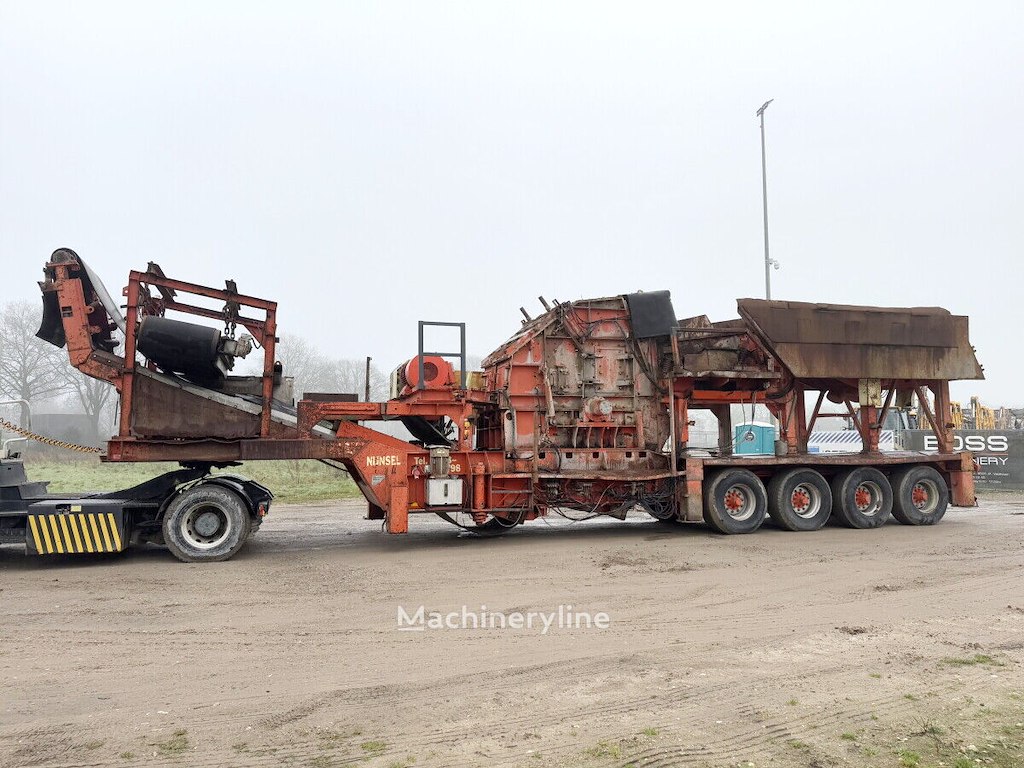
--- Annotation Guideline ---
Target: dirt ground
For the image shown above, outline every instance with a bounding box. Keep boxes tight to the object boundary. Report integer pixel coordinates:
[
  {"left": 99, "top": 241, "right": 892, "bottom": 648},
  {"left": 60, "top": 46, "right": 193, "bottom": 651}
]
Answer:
[{"left": 1, "top": 496, "right": 1022, "bottom": 768}]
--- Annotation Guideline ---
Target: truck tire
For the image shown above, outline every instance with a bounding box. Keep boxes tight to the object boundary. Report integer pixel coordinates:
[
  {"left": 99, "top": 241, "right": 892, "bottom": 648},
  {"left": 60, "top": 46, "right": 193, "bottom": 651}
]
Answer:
[
  {"left": 703, "top": 469, "right": 767, "bottom": 534},
  {"left": 890, "top": 465, "right": 948, "bottom": 526},
  {"left": 162, "top": 484, "right": 252, "bottom": 562},
  {"left": 767, "top": 468, "right": 832, "bottom": 531},
  {"left": 830, "top": 468, "right": 892, "bottom": 529}
]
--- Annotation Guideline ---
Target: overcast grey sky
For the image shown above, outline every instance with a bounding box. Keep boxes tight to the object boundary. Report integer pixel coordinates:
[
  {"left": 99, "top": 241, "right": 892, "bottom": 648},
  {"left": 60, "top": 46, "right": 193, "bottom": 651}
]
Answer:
[{"left": 1, "top": 1, "right": 1021, "bottom": 404}]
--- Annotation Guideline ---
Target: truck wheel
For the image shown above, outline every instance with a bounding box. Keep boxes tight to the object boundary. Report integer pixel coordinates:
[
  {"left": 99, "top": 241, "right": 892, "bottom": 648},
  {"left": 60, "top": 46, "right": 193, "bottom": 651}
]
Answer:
[
  {"left": 767, "top": 468, "right": 832, "bottom": 531},
  {"left": 703, "top": 469, "right": 767, "bottom": 534},
  {"left": 830, "top": 468, "right": 892, "bottom": 529},
  {"left": 890, "top": 465, "right": 948, "bottom": 526},
  {"left": 162, "top": 484, "right": 251, "bottom": 562}
]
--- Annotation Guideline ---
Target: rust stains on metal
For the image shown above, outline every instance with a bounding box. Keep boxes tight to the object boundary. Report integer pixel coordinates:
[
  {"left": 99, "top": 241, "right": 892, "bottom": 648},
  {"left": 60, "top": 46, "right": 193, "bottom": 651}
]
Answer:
[
  {"left": 129, "top": 372, "right": 262, "bottom": 440},
  {"left": 737, "top": 299, "right": 984, "bottom": 381}
]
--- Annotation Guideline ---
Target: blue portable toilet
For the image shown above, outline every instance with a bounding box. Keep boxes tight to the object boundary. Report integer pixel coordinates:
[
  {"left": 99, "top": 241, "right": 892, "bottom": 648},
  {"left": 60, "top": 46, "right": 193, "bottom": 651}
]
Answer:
[{"left": 733, "top": 422, "right": 776, "bottom": 455}]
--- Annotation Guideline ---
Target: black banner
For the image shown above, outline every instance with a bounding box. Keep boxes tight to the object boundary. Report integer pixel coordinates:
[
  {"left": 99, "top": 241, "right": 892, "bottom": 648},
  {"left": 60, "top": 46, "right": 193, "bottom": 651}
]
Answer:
[{"left": 904, "top": 430, "right": 1024, "bottom": 489}]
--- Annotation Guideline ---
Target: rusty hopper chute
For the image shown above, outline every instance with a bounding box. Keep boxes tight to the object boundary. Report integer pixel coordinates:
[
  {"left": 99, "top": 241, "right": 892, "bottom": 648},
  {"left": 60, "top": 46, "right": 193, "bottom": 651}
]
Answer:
[{"left": 736, "top": 299, "right": 984, "bottom": 383}]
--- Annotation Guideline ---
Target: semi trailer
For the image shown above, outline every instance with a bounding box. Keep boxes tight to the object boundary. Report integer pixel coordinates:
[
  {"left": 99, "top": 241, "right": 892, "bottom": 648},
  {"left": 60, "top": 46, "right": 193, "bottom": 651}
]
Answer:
[{"left": 0, "top": 248, "right": 983, "bottom": 561}]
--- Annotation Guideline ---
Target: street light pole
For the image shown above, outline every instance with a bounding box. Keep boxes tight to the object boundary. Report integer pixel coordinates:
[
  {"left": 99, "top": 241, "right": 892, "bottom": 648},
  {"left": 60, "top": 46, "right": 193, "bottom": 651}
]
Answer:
[{"left": 757, "top": 98, "right": 774, "bottom": 300}]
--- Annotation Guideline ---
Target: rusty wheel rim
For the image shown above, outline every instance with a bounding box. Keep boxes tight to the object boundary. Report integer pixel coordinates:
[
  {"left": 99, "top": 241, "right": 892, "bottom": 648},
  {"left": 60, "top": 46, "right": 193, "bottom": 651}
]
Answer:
[
  {"left": 789, "top": 483, "right": 822, "bottom": 519},
  {"left": 723, "top": 485, "right": 755, "bottom": 521},
  {"left": 910, "top": 479, "right": 940, "bottom": 514},
  {"left": 852, "top": 481, "right": 884, "bottom": 517}
]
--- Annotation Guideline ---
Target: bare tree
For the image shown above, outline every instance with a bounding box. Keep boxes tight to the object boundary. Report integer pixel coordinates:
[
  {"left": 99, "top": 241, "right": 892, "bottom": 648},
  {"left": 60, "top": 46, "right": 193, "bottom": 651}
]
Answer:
[
  {"left": 367, "top": 363, "right": 389, "bottom": 401},
  {"left": 322, "top": 358, "right": 389, "bottom": 401},
  {"left": 59, "top": 366, "right": 117, "bottom": 442},
  {"left": 276, "top": 334, "right": 388, "bottom": 401},
  {"left": 0, "top": 300, "right": 71, "bottom": 425},
  {"left": 275, "top": 333, "right": 330, "bottom": 397}
]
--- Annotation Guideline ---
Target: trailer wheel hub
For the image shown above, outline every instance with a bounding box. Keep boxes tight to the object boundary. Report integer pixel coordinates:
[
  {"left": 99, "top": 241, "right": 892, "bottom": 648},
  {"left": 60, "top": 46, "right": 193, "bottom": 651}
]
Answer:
[
  {"left": 180, "top": 502, "right": 232, "bottom": 548},
  {"left": 194, "top": 509, "right": 222, "bottom": 538},
  {"left": 791, "top": 488, "right": 810, "bottom": 513},
  {"left": 911, "top": 480, "right": 939, "bottom": 513},
  {"left": 789, "top": 484, "right": 822, "bottom": 519},
  {"left": 723, "top": 486, "right": 755, "bottom": 521},
  {"left": 853, "top": 482, "right": 883, "bottom": 516}
]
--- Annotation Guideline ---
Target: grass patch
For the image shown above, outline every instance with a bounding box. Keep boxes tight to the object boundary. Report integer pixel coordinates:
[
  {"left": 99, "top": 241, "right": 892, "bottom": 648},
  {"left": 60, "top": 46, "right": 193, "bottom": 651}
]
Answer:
[
  {"left": 920, "top": 721, "right": 945, "bottom": 736},
  {"left": 942, "top": 653, "right": 1003, "bottom": 667},
  {"left": 154, "top": 729, "right": 189, "bottom": 755},
  {"left": 584, "top": 740, "right": 622, "bottom": 759},
  {"left": 23, "top": 458, "right": 361, "bottom": 504},
  {"left": 640, "top": 727, "right": 659, "bottom": 737},
  {"left": 762, "top": 693, "right": 1023, "bottom": 768},
  {"left": 84, "top": 740, "right": 105, "bottom": 750},
  {"left": 786, "top": 698, "right": 798, "bottom": 706},
  {"left": 316, "top": 727, "right": 358, "bottom": 748},
  {"left": 360, "top": 740, "right": 387, "bottom": 756},
  {"left": 119, "top": 752, "right": 135, "bottom": 760}
]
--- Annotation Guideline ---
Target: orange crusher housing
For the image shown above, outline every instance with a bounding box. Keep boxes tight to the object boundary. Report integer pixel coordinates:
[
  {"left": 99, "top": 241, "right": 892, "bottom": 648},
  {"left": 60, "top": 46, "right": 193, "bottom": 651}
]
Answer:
[{"left": 31, "top": 248, "right": 984, "bottom": 560}]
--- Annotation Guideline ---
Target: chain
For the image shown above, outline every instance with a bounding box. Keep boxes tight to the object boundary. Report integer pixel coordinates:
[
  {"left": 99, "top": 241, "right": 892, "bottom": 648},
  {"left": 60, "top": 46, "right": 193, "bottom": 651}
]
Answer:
[{"left": 0, "top": 417, "right": 102, "bottom": 454}]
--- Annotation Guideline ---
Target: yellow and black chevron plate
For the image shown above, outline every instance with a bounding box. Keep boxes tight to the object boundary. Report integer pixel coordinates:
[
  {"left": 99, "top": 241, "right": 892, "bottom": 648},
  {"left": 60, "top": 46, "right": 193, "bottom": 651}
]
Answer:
[{"left": 27, "top": 506, "right": 126, "bottom": 555}]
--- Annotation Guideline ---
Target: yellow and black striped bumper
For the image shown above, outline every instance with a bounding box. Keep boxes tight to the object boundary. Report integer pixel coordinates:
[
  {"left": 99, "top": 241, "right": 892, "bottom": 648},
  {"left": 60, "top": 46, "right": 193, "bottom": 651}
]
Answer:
[{"left": 27, "top": 506, "right": 126, "bottom": 555}]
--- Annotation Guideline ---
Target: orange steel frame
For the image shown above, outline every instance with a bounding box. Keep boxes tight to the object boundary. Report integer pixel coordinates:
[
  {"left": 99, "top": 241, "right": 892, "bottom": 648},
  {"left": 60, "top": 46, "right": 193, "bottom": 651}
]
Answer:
[
  {"left": 46, "top": 256, "right": 976, "bottom": 535},
  {"left": 46, "top": 256, "right": 278, "bottom": 439},
  {"left": 118, "top": 269, "right": 279, "bottom": 440},
  {"left": 102, "top": 380, "right": 973, "bottom": 535}
]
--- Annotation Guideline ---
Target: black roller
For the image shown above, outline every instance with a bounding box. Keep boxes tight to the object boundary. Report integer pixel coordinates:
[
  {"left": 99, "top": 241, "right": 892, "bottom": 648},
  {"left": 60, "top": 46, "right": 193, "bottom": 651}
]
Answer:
[{"left": 137, "top": 316, "right": 223, "bottom": 383}]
